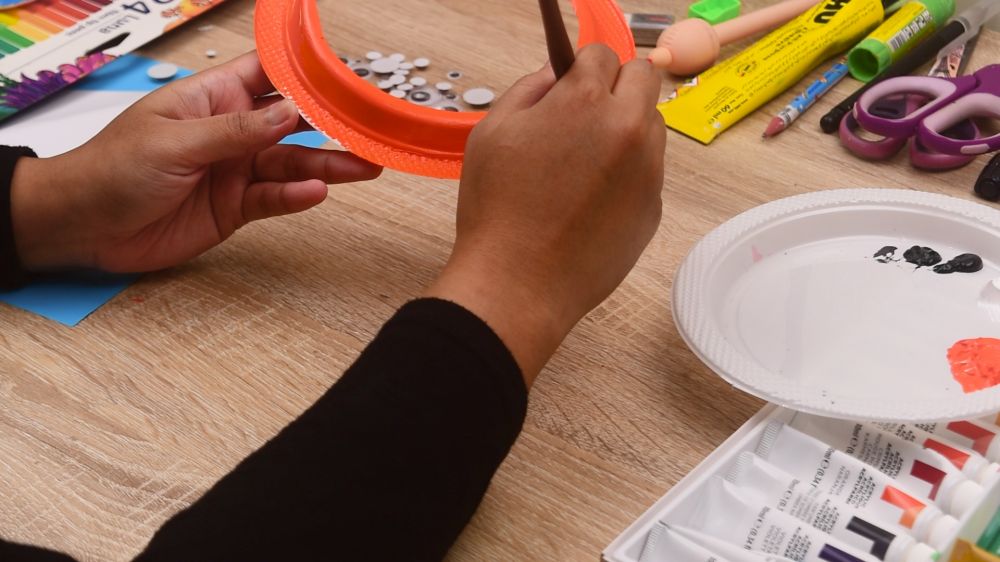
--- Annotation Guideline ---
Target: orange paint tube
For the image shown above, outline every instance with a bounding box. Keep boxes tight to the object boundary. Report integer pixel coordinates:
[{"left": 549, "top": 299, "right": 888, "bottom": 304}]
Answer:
[{"left": 255, "top": 0, "right": 636, "bottom": 179}]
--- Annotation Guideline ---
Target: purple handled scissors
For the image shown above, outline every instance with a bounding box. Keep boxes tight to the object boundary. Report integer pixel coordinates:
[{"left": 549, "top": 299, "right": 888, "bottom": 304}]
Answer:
[{"left": 840, "top": 64, "right": 1000, "bottom": 170}]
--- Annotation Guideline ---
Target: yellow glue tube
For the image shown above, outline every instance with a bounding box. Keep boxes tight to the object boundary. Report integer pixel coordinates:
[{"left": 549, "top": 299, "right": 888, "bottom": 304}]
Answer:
[{"left": 659, "top": 0, "right": 884, "bottom": 144}]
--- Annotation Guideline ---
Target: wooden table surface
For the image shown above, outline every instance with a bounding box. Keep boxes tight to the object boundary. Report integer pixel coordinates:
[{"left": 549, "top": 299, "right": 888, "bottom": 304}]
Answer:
[{"left": 2, "top": 1, "right": 998, "bottom": 560}]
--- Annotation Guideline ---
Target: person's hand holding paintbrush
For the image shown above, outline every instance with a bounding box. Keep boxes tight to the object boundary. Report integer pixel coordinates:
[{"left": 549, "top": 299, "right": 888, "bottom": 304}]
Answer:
[{"left": 425, "top": 1, "right": 666, "bottom": 377}]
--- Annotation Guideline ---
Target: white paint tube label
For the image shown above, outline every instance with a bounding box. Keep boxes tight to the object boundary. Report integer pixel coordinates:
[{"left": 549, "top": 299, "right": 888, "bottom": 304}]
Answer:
[
  {"left": 640, "top": 522, "right": 797, "bottom": 562},
  {"left": 726, "top": 452, "right": 938, "bottom": 562},
  {"left": 690, "top": 476, "right": 882, "bottom": 562},
  {"left": 755, "top": 422, "right": 961, "bottom": 550},
  {"left": 787, "top": 413, "right": 983, "bottom": 517}
]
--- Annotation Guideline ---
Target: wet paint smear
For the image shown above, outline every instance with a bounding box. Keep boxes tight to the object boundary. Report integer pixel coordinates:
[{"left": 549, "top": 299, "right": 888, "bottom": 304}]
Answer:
[
  {"left": 874, "top": 246, "right": 898, "bottom": 263},
  {"left": 949, "top": 338, "right": 1000, "bottom": 393},
  {"left": 933, "top": 254, "right": 984, "bottom": 275},
  {"left": 874, "top": 245, "right": 984, "bottom": 275},
  {"left": 903, "top": 246, "right": 942, "bottom": 268}
]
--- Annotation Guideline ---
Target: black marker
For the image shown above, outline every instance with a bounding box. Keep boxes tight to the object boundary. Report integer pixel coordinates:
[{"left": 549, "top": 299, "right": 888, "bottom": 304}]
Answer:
[
  {"left": 975, "top": 153, "right": 1000, "bottom": 202},
  {"left": 85, "top": 32, "right": 131, "bottom": 56},
  {"left": 819, "top": 0, "right": 993, "bottom": 134}
]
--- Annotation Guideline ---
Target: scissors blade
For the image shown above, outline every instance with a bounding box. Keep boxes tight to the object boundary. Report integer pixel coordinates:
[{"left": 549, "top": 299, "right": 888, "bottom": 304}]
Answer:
[{"left": 928, "top": 32, "right": 980, "bottom": 78}]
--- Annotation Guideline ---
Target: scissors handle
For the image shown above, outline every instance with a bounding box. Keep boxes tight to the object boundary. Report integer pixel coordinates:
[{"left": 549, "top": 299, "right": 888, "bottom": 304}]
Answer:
[
  {"left": 839, "top": 111, "right": 908, "bottom": 160},
  {"left": 918, "top": 65, "right": 1000, "bottom": 155},
  {"left": 854, "top": 75, "right": 976, "bottom": 137},
  {"left": 909, "top": 139, "right": 977, "bottom": 170}
]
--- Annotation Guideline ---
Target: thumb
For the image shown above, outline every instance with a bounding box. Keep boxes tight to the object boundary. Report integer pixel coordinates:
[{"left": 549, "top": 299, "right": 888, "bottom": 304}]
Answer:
[
  {"left": 488, "top": 63, "right": 557, "bottom": 120},
  {"left": 182, "top": 99, "right": 300, "bottom": 164}
]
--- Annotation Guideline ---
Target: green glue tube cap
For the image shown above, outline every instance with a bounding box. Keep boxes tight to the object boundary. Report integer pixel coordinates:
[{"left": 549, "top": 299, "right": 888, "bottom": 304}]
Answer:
[
  {"left": 847, "top": 0, "right": 955, "bottom": 82},
  {"left": 688, "top": 0, "right": 741, "bottom": 25}
]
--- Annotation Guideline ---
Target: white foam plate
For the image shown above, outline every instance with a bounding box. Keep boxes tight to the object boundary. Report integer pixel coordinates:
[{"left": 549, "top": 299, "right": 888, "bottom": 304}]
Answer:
[{"left": 673, "top": 189, "right": 1000, "bottom": 421}]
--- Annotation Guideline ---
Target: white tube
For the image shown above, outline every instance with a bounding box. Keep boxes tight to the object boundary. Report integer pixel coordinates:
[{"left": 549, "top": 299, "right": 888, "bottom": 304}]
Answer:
[
  {"left": 919, "top": 419, "right": 1000, "bottom": 464},
  {"left": 640, "top": 521, "right": 796, "bottom": 562},
  {"left": 638, "top": 522, "right": 730, "bottom": 562},
  {"left": 787, "top": 413, "right": 984, "bottom": 518},
  {"left": 756, "top": 421, "right": 962, "bottom": 550},
  {"left": 873, "top": 422, "right": 1000, "bottom": 484},
  {"left": 690, "top": 476, "right": 882, "bottom": 562},
  {"left": 726, "top": 452, "right": 939, "bottom": 562}
]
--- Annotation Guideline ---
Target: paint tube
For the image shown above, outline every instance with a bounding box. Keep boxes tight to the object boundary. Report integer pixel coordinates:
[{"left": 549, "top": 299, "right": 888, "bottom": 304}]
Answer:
[
  {"left": 726, "top": 452, "right": 939, "bottom": 562},
  {"left": 639, "top": 521, "right": 797, "bottom": 562},
  {"left": 657, "top": 0, "right": 884, "bottom": 144},
  {"left": 755, "top": 422, "right": 961, "bottom": 550},
  {"left": 690, "top": 476, "right": 882, "bottom": 562},
  {"left": 917, "top": 419, "right": 1000, "bottom": 464},
  {"left": 786, "top": 414, "right": 984, "bottom": 517},
  {"left": 873, "top": 422, "right": 1000, "bottom": 484}
]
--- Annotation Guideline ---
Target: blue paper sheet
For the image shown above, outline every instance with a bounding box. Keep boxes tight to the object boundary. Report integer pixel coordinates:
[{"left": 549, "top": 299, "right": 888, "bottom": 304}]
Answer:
[
  {"left": 0, "top": 274, "right": 139, "bottom": 327},
  {"left": 1, "top": 55, "right": 330, "bottom": 326}
]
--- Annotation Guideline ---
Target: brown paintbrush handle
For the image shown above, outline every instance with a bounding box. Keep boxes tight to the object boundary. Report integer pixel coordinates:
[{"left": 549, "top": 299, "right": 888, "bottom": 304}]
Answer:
[{"left": 538, "top": 0, "right": 575, "bottom": 78}]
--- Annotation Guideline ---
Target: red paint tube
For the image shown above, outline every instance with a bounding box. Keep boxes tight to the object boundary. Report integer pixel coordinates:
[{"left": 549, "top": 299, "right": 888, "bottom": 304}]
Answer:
[
  {"left": 919, "top": 419, "right": 1000, "bottom": 464},
  {"left": 786, "top": 414, "right": 984, "bottom": 518},
  {"left": 874, "top": 422, "right": 1000, "bottom": 484}
]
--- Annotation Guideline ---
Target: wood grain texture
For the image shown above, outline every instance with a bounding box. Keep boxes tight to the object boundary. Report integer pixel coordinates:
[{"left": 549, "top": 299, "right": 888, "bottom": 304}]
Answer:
[{"left": 3, "top": 1, "right": 999, "bottom": 560}]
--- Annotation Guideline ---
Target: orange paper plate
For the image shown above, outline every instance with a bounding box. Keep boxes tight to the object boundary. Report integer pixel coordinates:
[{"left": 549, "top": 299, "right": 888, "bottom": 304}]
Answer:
[{"left": 255, "top": 0, "right": 636, "bottom": 179}]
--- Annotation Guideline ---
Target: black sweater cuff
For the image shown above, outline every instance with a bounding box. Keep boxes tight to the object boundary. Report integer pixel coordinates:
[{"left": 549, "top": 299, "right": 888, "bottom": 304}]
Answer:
[{"left": 0, "top": 146, "right": 37, "bottom": 291}]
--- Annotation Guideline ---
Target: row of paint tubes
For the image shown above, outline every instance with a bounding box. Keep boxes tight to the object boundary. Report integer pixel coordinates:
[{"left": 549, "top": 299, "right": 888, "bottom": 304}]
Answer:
[{"left": 640, "top": 412, "right": 1000, "bottom": 562}]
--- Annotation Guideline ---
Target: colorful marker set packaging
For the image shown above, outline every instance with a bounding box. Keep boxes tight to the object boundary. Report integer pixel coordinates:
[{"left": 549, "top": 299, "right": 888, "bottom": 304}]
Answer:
[
  {"left": 0, "top": 0, "right": 227, "bottom": 122},
  {"left": 603, "top": 405, "right": 1000, "bottom": 562}
]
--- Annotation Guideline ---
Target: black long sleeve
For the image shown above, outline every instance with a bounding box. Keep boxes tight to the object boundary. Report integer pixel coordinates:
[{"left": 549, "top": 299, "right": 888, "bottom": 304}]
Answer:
[
  {"left": 3, "top": 298, "right": 528, "bottom": 561},
  {"left": 0, "top": 146, "right": 37, "bottom": 290}
]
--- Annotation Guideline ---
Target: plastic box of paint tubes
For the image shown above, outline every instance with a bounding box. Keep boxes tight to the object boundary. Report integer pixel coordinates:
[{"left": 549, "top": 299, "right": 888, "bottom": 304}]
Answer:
[{"left": 602, "top": 405, "right": 1000, "bottom": 562}]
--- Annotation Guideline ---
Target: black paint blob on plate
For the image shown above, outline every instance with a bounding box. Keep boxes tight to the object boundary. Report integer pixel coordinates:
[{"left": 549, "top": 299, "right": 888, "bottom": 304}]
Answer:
[
  {"left": 875, "top": 245, "right": 983, "bottom": 275},
  {"left": 874, "top": 246, "right": 898, "bottom": 263},
  {"left": 903, "top": 246, "right": 942, "bottom": 268},
  {"left": 933, "top": 253, "right": 984, "bottom": 274}
]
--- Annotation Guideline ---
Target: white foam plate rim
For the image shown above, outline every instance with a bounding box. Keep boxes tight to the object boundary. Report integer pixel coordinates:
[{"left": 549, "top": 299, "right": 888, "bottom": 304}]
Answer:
[{"left": 672, "top": 188, "right": 1000, "bottom": 422}]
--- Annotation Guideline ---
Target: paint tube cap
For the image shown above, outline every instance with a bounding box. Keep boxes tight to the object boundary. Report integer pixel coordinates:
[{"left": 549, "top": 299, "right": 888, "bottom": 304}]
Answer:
[
  {"left": 974, "top": 462, "right": 1000, "bottom": 484},
  {"left": 944, "top": 479, "right": 984, "bottom": 517},
  {"left": 886, "top": 532, "right": 919, "bottom": 562},
  {"left": 925, "top": 515, "right": 960, "bottom": 550},
  {"left": 901, "top": 542, "right": 939, "bottom": 562}
]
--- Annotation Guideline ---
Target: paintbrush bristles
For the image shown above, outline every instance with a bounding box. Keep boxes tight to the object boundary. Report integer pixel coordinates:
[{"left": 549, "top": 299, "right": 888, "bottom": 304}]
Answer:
[{"left": 538, "top": 0, "right": 575, "bottom": 79}]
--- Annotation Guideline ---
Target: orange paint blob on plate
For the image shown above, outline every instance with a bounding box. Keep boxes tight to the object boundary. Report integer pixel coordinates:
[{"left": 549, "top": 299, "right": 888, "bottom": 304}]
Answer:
[{"left": 949, "top": 338, "right": 1000, "bottom": 393}]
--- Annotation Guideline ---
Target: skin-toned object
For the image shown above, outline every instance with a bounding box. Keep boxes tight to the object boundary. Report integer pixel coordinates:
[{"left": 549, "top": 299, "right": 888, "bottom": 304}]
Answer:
[
  {"left": 11, "top": 53, "right": 382, "bottom": 274},
  {"left": 648, "top": 0, "right": 821, "bottom": 75},
  {"left": 254, "top": 0, "right": 635, "bottom": 179},
  {"left": 424, "top": 46, "right": 665, "bottom": 382}
]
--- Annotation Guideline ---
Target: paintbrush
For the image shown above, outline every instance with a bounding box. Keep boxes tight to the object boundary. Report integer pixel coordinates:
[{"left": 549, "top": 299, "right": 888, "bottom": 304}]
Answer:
[{"left": 538, "top": 0, "right": 575, "bottom": 78}]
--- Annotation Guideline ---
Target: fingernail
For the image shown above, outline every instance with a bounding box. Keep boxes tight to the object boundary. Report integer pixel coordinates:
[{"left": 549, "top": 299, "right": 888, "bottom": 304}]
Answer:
[{"left": 267, "top": 99, "right": 296, "bottom": 127}]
